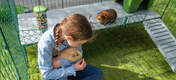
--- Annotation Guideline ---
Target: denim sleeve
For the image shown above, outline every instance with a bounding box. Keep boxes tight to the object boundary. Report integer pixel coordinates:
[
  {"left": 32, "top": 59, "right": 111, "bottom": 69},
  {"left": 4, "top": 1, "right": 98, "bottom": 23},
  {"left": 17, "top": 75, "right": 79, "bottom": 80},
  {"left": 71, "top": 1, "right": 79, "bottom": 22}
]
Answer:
[
  {"left": 77, "top": 45, "right": 83, "bottom": 54},
  {"left": 38, "top": 33, "right": 76, "bottom": 79}
]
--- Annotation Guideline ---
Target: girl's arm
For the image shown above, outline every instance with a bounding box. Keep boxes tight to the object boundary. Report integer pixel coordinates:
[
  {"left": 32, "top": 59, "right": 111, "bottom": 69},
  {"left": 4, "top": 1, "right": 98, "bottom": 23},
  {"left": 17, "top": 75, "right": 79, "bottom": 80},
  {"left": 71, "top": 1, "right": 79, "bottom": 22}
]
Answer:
[{"left": 38, "top": 34, "right": 76, "bottom": 79}]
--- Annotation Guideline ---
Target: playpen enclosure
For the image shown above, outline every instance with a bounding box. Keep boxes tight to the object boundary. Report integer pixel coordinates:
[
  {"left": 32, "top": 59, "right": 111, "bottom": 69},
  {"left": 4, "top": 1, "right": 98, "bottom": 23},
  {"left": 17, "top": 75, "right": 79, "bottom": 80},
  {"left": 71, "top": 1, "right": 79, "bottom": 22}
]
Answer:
[{"left": 0, "top": 0, "right": 175, "bottom": 79}]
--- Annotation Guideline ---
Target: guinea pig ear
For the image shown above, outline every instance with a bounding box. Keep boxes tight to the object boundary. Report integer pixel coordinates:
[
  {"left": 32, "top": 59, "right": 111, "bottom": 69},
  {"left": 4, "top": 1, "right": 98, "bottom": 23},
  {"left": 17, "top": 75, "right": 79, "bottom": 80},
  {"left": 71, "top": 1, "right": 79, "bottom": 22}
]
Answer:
[
  {"left": 97, "top": 12, "right": 101, "bottom": 15},
  {"left": 77, "top": 50, "right": 82, "bottom": 55},
  {"left": 101, "top": 15, "right": 105, "bottom": 20}
]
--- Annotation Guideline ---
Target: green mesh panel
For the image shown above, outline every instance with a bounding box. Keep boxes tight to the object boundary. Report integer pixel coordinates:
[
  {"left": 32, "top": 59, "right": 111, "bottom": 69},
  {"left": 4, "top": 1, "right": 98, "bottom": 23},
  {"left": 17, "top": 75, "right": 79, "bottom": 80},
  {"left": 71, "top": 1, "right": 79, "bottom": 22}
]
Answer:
[
  {"left": 0, "top": 31, "right": 20, "bottom": 80},
  {"left": 161, "top": 0, "right": 176, "bottom": 37},
  {"left": 0, "top": 0, "right": 29, "bottom": 80},
  {"left": 151, "top": 0, "right": 176, "bottom": 36}
]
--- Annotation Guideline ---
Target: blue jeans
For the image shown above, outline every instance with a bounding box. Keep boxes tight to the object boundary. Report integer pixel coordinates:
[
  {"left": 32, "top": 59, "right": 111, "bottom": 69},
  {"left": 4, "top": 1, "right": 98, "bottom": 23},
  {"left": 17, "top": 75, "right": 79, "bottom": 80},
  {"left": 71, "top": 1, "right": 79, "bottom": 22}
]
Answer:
[
  {"left": 76, "top": 64, "right": 102, "bottom": 80},
  {"left": 43, "top": 64, "right": 103, "bottom": 80}
]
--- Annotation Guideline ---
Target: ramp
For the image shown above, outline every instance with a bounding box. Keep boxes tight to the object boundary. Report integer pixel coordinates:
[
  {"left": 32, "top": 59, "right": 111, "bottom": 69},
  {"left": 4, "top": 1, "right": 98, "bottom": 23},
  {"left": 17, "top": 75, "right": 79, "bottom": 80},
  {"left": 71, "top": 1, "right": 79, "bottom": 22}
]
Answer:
[{"left": 143, "top": 19, "right": 176, "bottom": 72}]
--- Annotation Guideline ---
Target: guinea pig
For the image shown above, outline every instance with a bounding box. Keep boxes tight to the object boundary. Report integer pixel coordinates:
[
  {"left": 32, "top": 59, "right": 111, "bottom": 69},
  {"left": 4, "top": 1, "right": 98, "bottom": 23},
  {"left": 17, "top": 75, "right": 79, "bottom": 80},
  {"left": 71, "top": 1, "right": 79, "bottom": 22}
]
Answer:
[
  {"left": 55, "top": 47, "right": 82, "bottom": 62},
  {"left": 96, "top": 9, "right": 117, "bottom": 25}
]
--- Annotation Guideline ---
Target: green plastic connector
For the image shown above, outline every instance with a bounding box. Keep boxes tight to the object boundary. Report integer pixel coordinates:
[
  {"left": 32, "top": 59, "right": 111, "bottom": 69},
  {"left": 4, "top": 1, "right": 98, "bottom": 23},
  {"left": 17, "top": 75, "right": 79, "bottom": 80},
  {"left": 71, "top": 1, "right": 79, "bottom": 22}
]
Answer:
[
  {"left": 123, "top": 0, "right": 143, "bottom": 13},
  {"left": 147, "top": 0, "right": 154, "bottom": 9}
]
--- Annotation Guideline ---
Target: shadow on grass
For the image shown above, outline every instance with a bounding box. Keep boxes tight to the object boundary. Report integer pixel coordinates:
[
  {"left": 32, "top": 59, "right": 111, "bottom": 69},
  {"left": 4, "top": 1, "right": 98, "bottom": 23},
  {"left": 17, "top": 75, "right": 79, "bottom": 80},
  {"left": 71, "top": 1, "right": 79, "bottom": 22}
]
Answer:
[
  {"left": 83, "top": 23, "right": 156, "bottom": 62},
  {"left": 82, "top": 23, "right": 166, "bottom": 79},
  {"left": 100, "top": 64, "right": 157, "bottom": 80}
]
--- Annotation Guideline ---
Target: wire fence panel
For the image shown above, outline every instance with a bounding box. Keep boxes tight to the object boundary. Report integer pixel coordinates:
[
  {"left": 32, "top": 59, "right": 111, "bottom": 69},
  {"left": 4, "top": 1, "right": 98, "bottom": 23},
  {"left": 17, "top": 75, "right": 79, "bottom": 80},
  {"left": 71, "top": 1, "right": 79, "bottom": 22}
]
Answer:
[
  {"left": 0, "top": 0, "right": 29, "bottom": 79},
  {"left": 14, "top": 0, "right": 111, "bottom": 11},
  {"left": 0, "top": 31, "right": 20, "bottom": 80},
  {"left": 151, "top": 0, "right": 176, "bottom": 37},
  {"left": 161, "top": 0, "right": 176, "bottom": 37}
]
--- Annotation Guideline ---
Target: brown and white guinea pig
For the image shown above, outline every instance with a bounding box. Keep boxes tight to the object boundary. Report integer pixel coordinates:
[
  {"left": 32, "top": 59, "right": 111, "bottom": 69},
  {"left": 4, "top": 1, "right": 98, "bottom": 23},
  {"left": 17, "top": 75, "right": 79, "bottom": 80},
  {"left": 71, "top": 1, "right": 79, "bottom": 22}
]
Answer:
[
  {"left": 96, "top": 9, "right": 117, "bottom": 25},
  {"left": 55, "top": 47, "right": 82, "bottom": 62}
]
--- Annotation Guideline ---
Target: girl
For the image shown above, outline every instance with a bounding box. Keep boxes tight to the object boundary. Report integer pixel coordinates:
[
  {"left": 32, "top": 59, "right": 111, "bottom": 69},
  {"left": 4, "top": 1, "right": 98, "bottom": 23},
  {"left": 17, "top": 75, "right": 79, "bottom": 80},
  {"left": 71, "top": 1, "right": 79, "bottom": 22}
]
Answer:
[{"left": 38, "top": 13, "right": 103, "bottom": 80}]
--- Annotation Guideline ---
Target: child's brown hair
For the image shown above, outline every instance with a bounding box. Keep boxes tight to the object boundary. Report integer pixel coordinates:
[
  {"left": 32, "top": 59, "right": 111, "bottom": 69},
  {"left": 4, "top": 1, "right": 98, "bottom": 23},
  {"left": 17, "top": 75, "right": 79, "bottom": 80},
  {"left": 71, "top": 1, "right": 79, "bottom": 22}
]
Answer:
[{"left": 54, "top": 13, "right": 93, "bottom": 55}]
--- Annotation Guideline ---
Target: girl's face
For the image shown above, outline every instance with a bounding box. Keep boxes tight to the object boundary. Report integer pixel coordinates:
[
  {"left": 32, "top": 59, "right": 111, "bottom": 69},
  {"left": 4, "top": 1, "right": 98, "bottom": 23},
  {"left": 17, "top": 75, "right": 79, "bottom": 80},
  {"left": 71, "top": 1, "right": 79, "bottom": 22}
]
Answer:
[
  {"left": 62, "top": 31, "right": 88, "bottom": 47},
  {"left": 67, "top": 39, "right": 88, "bottom": 47}
]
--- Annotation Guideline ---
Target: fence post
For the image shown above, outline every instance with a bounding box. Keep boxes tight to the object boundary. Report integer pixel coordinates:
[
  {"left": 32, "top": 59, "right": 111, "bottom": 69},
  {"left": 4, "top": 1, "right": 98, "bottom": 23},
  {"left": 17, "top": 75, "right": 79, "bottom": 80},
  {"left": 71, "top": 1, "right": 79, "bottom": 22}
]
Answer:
[{"left": 62, "top": 0, "right": 64, "bottom": 8}]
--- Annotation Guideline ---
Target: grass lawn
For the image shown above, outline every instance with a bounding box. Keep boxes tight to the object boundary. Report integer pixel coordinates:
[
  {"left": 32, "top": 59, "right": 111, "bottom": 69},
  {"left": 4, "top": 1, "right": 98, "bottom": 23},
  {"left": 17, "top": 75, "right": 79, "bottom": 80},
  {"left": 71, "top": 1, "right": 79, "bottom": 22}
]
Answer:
[
  {"left": 16, "top": 5, "right": 29, "bottom": 14},
  {"left": 26, "top": 23, "right": 176, "bottom": 80}
]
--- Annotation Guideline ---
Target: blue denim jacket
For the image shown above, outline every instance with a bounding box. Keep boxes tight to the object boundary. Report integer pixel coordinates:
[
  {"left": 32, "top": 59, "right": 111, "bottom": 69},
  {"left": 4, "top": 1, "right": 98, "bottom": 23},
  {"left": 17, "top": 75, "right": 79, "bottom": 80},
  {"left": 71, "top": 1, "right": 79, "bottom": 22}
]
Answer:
[{"left": 38, "top": 26, "right": 83, "bottom": 80}]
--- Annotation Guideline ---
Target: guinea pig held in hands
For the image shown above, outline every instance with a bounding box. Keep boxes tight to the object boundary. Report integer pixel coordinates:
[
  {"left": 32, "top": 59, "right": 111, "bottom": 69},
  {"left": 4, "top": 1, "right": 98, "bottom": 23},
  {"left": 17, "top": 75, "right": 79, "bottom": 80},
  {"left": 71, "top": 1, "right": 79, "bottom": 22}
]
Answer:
[
  {"left": 55, "top": 47, "right": 82, "bottom": 62},
  {"left": 96, "top": 9, "right": 117, "bottom": 25}
]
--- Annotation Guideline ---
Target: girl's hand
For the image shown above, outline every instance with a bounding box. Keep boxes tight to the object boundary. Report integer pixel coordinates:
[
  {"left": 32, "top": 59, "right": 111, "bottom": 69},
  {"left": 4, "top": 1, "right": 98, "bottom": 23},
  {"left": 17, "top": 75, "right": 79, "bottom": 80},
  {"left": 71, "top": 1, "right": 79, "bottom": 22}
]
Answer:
[
  {"left": 52, "top": 58, "right": 61, "bottom": 69},
  {"left": 75, "top": 58, "right": 86, "bottom": 71}
]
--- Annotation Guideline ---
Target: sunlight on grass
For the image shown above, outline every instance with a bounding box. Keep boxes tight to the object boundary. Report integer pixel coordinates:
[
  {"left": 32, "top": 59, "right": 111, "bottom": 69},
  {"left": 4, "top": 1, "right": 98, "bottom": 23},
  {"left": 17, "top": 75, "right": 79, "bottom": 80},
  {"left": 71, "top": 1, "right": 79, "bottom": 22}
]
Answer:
[
  {"left": 101, "top": 64, "right": 119, "bottom": 69},
  {"left": 26, "top": 45, "right": 43, "bottom": 80},
  {"left": 82, "top": 23, "right": 176, "bottom": 80}
]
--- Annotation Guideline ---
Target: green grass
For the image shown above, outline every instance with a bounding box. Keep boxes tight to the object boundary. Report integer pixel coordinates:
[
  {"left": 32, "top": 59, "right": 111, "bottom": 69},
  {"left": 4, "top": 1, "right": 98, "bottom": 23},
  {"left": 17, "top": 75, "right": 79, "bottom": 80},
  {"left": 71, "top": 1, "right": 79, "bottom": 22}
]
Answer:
[
  {"left": 26, "top": 45, "right": 42, "bottom": 80},
  {"left": 26, "top": 23, "right": 176, "bottom": 80},
  {"left": 0, "top": 5, "right": 28, "bottom": 20},
  {"left": 15, "top": 5, "right": 29, "bottom": 14},
  {"left": 83, "top": 23, "right": 175, "bottom": 80}
]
